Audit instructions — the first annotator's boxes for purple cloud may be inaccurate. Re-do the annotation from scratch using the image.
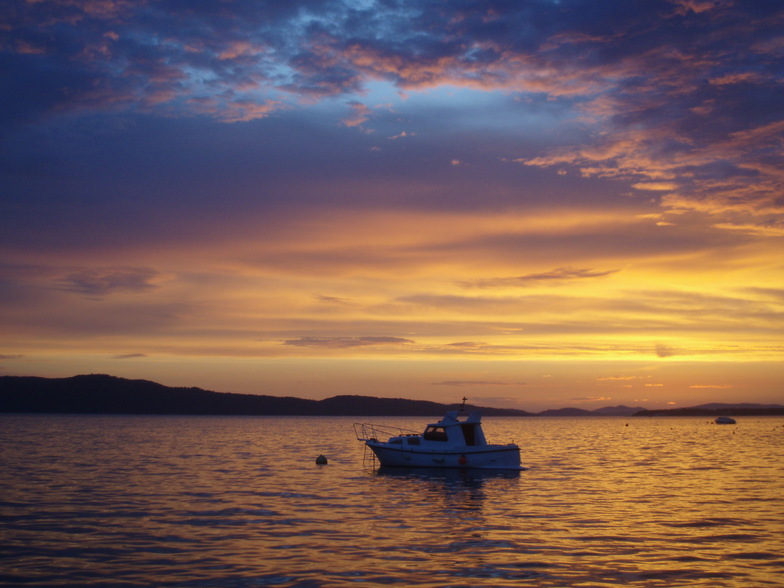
[283,336,415,348]
[459,267,619,288]
[58,267,160,296]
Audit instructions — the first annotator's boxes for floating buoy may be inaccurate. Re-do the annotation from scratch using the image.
[458,455,467,465]
[315,454,328,465]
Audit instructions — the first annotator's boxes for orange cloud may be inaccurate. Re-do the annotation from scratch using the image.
[341,102,371,127]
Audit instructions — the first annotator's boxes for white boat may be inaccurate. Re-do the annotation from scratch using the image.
[354,407,522,470]
[715,416,736,424]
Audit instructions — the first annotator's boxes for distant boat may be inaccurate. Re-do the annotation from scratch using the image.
[715,416,736,424]
[354,406,522,470]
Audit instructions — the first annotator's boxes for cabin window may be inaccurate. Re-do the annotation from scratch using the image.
[423,426,448,442]
[389,438,403,444]
[406,437,421,446]
[461,424,477,446]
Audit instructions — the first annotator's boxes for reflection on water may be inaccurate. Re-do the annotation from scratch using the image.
[375,465,522,482]
[1,414,782,587]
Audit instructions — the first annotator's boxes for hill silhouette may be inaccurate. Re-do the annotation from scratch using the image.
[0,374,533,416]
[632,404,784,417]
[3,374,781,417]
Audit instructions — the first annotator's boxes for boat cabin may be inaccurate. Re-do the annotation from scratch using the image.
[388,411,489,447]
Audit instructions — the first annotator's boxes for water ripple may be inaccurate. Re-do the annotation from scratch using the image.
[1,414,782,587]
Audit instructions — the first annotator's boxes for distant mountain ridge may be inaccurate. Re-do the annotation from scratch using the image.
[692,402,784,410]
[1,374,781,417]
[0,374,532,417]
[537,405,646,417]
[633,403,784,417]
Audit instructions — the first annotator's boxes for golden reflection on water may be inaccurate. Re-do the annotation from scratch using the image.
[0,414,782,587]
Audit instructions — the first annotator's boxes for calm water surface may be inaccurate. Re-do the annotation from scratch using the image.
[1,415,782,587]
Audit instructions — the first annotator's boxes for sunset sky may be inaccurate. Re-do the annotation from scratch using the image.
[2,0,783,411]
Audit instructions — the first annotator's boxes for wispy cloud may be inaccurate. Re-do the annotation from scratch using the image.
[431,380,524,387]
[283,336,414,349]
[596,376,650,381]
[314,294,353,305]
[459,267,618,288]
[57,267,161,297]
[655,344,677,358]
[341,101,372,128]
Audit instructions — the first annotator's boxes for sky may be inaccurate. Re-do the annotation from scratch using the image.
[1,0,783,411]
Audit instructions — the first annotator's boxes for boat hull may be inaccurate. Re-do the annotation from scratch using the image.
[366,441,521,470]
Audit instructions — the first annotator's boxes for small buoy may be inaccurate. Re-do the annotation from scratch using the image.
[458,455,467,465]
[315,454,328,465]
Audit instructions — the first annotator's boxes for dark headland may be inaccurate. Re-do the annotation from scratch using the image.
[1,374,782,417]
[0,374,531,416]
[633,404,784,418]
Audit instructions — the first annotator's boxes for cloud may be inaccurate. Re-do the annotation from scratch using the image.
[689,384,733,388]
[314,294,352,305]
[283,336,414,348]
[655,343,677,358]
[596,376,650,381]
[711,221,784,237]
[669,0,733,16]
[112,353,147,359]
[742,288,784,302]
[341,101,371,127]
[522,116,784,224]
[388,131,413,140]
[4,0,780,231]
[190,98,283,123]
[617,289,784,334]
[431,380,522,387]
[4,1,775,123]
[459,267,619,288]
[632,182,679,192]
[57,267,161,296]
[441,342,487,349]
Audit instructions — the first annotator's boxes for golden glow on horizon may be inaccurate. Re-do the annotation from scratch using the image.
[3,202,783,412]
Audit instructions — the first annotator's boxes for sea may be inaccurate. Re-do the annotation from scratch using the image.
[1,414,782,587]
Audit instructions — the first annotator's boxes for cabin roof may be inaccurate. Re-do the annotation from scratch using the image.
[429,410,482,427]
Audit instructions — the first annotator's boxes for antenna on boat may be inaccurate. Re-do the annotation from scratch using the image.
[459,396,467,412]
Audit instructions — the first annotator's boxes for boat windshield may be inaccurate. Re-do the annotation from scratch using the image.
[461,423,477,446]
[423,426,448,441]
